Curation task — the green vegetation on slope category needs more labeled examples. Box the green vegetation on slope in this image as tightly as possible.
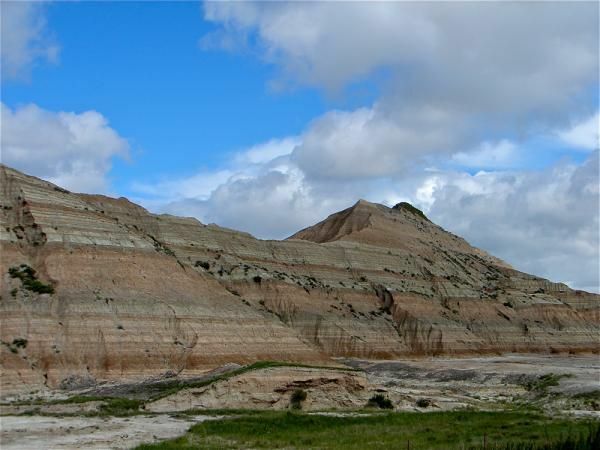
[524,374,572,394]
[8,264,54,294]
[393,202,430,221]
[41,361,359,410]
[145,361,359,401]
[135,410,599,450]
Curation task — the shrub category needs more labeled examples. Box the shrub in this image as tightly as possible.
[367,394,393,409]
[393,202,430,221]
[416,398,432,408]
[253,275,262,284]
[12,338,27,349]
[525,373,570,393]
[98,398,143,416]
[8,265,54,294]
[290,389,307,410]
[194,261,210,270]
[23,279,55,294]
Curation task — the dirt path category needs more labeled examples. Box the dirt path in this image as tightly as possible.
[0,414,219,450]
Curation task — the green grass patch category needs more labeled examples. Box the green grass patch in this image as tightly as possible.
[54,395,106,404]
[54,396,143,416]
[525,374,572,393]
[97,398,143,416]
[572,390,600,401]
[3,397,144,418]
[571,390,600,410]
[134,410,599,450]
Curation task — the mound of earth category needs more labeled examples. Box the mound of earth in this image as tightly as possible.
[1,165,598,397]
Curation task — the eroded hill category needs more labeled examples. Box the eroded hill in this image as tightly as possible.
[1,165,598,396]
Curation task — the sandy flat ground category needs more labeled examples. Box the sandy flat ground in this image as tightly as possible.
[357,354,600,394]
[0,414,219,450]
[1,354,598,449]
[342,353,600,413]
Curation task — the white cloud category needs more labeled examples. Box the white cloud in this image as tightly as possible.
[132,136,371,237]
[131,169,233,202]
[163,167,335,238]
[426,152,599,292]
[558,113,600,151]
[1,103,129,193]
[203,1,599,179]
[133,132,599,293]
[291,106,459,179]
[233,137,300,166]
[1,2,59,80]
[131,137,301,207]
[204,2,598,109]
[204,1,438,92]
[451,140,519,170]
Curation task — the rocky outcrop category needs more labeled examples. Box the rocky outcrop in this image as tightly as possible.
[1,165,598,397]
[146,366,369,412]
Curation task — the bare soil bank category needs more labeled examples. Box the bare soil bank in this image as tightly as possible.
[1,354,598,449]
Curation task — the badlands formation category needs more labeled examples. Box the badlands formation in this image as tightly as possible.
[0,164,598,397]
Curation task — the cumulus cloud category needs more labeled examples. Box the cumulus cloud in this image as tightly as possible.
[164,167,332,239]
[129,2,599,291]
[426,152,599,292]
[203,1,598,178]
[131,169,233,203]
[1,103,129,193]
[558,113,600,151]
[132,135,377,238]
[203,2,598,106]
[1,1,59,80]
[133,132,599,292]
[451,140,520,170]
[132,138,301,206]
[291,106,460,179]
[233,137,300,166]
[204,1,437,91]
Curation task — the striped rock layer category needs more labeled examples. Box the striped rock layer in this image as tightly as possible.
[1,165,597,396]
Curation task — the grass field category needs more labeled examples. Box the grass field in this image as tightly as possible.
[135,410,599,450]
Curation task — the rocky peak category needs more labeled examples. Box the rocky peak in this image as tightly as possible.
[288,200,377,244]
[392,201,430,222]
[289,198,434,246]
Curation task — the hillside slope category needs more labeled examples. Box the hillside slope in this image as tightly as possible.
[1,165,597,396]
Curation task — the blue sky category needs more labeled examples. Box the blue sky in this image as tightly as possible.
[1,1,598,291]
[2,1,388,195]
[2,2,327,191]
